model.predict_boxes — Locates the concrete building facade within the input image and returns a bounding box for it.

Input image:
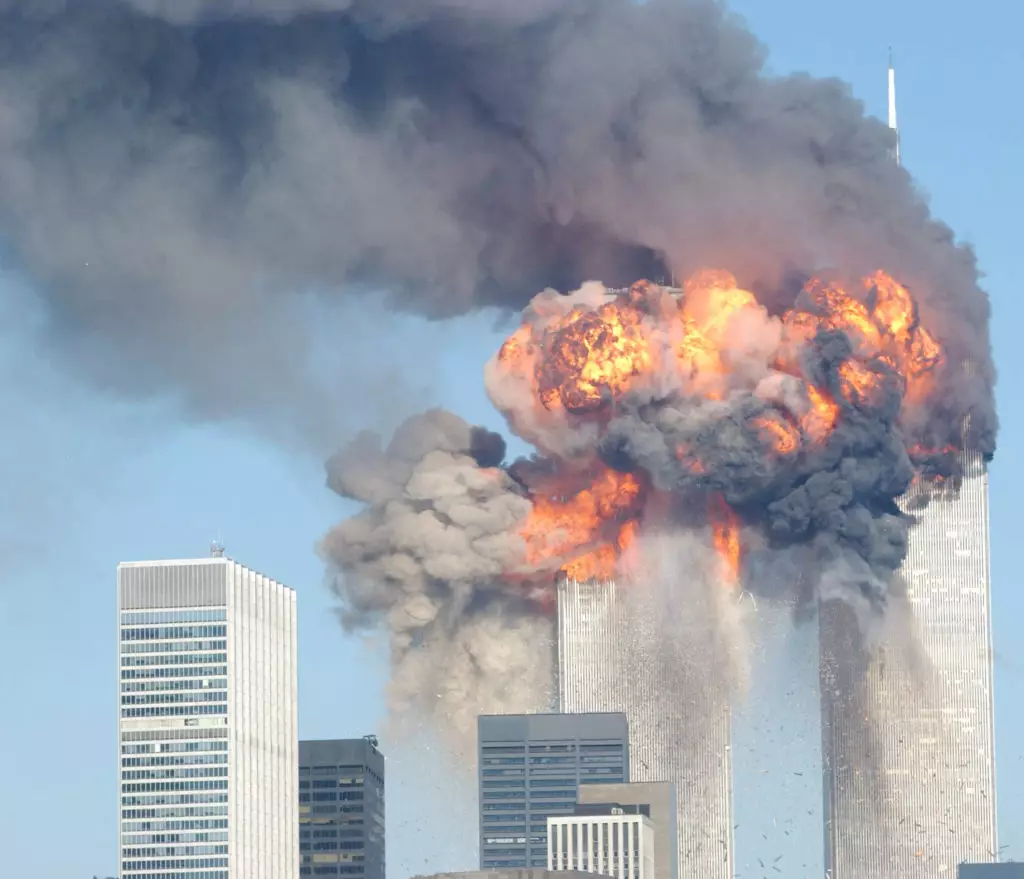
[478,713,629,870]
[576,783,676,879]
[118,554,298,879]
[548,808,655,879]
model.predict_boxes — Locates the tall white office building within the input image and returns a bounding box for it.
[557,577,734,879]
[118,551,299,879]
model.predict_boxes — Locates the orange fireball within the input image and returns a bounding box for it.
[495,268,947,583]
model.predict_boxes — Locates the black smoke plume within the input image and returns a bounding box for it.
[0,0,995,455]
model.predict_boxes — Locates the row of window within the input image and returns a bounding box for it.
[123,740,228,755]
[123,818,228,832]
[122,639,227,654]
[122,625,227,641]
[122,704,228,719]
[123,831,229,845]
[121,609,227,625]
[123,766,228,781]
[123,753,227,768]
[120,872,225,879]
[122,793,228,807]
[300,828,364,839]
[123,678,227,693]
[301,778,364,789]
[122,666,228,682]
[122,858,228,871]
[299,868,367,876]
[480,743,622,754]
[300,792,364,803]
[122,652,227,668]
[123,691,227,706]
[483,836,545,845]
[123,780,228,794]
[123,805,228,820]
[302,764,368,774]
[481,802,575,813]
[300,805,365,818]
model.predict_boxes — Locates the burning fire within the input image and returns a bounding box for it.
[709,494,742,590]
[517,464,645,581]
[495,269,946,584]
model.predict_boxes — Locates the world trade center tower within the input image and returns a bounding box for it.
[556,576,734,879]
[818,59,998,878]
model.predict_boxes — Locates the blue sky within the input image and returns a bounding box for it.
[0,1,1021,876]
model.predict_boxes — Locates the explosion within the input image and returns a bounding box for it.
[485,268,947,590]
[323,263,985,749]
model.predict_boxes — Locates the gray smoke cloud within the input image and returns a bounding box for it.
[320,409,554,751]
[0,0,995,455]
[599,325,915,627]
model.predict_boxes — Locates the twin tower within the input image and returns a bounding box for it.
[555,455,997,876]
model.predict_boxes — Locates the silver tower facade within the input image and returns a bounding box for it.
[819,59,998,878]
[820,449,997,876]
[556,577,733,879]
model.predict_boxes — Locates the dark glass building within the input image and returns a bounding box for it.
[299,737,385,879]
[477,712,629,871]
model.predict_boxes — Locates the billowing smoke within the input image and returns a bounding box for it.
[320,409,554,752]
[0,0,994,447]
[0,1,996,748]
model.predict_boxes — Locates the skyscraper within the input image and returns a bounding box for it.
[556,577,734,879]
[477,712,629,870]
[820,449,998,876]
[817,63,998,878]
[118,551,299,879]
[299,737,385,879]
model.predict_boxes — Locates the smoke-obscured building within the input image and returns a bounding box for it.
[478,712,629,870]
[299,737,385,879]
[548,803,655,879]
[958,865,1024,878]
[118,552,299,879]
[556,578,734,879]
[576,783,676,879]
[820,448,998,877]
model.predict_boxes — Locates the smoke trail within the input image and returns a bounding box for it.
[0,0,994,451]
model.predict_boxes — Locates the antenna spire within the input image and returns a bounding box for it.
[888,48,901,166]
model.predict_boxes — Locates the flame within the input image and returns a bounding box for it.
[536,302,653,413]
[518,464,644,579]
[709,494,741,589]
[753,412,800,455]
[837,360,884,408]
[803,385,839,442]
[495,268,947,584]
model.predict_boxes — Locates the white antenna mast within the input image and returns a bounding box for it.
[888,47,901,166]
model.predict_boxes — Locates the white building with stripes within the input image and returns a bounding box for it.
[117,550,298,879]
[547,810,655,879]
